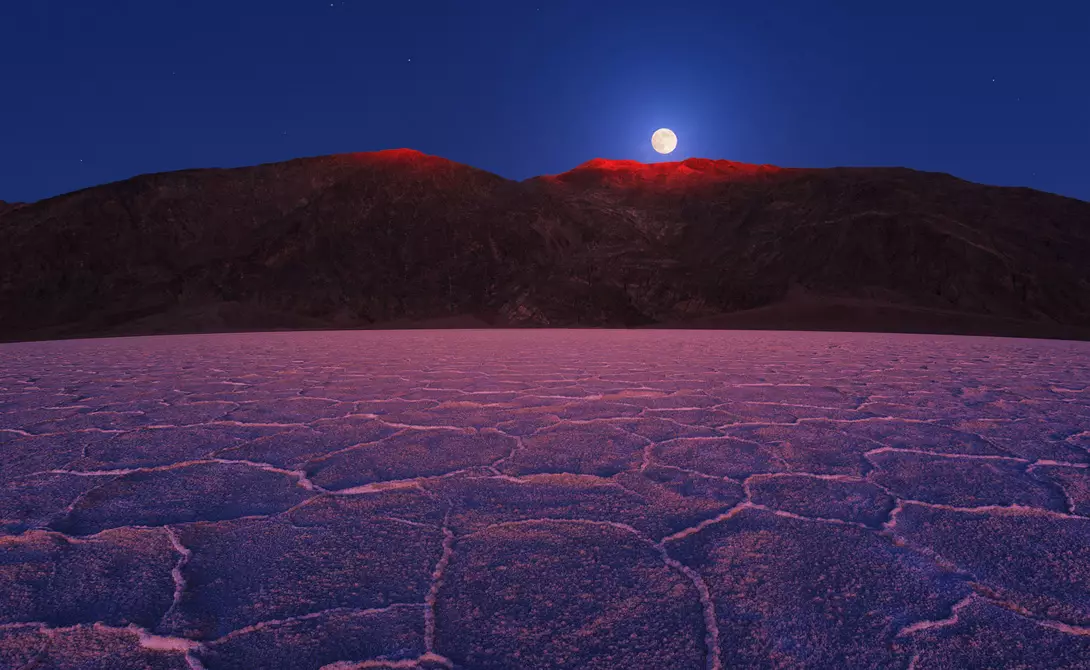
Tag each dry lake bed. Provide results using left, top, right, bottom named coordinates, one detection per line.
left=1, top=329, right=1089, bottom=669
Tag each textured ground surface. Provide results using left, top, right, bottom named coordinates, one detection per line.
left=1, top=329, right=1089, bottom=670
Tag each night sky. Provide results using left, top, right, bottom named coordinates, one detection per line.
left=2, top=1, right=1088, bottom=203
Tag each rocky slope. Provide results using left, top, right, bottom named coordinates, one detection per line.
left=0, top=201, right=24, bottom=218
left=1, top=150, right=1088, bottom=341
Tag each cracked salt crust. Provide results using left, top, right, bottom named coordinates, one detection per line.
left=1, top=330, right=1089, bottom=668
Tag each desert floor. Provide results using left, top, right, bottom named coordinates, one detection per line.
left=2, top=330, right=1088, bottom=669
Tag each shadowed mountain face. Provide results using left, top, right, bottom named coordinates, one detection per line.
left=0, top=201, right=24, bottom=218
left=1, top=150, right=1088, bottom=341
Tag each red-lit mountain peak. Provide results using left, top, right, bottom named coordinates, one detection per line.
left=353, top=148, right=450, bottom=168
left=327, top=148, right=501, bottom=183
left=368, top=148, right=432, bottom=161
left=542, top=157, right=787, bottom=190
left=328, top=148, right=467, bottom=173
left=575, top=158, right=648, bottom=171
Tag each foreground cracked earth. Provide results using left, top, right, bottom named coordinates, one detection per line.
left=1, top=330, right=1089, bottom=669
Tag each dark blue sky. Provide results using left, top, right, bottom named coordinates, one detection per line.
left=2, top=1, right=1088, bottom=203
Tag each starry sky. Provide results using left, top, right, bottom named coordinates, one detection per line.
left=2, top=0, right=1088, bottom=203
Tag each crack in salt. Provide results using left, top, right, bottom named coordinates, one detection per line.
left=292, top=435, right=404, bottom=467
left=1029, top=459, right=1089, bottom=469
left=352, top=415, right=478, bottom=433
left=38, top=457, right=325, bottom=493
left=749, top=503, right=874, bottom=530
left=661, top=503, right=753, bottom=544
left=462, top=517, right=645, bottom=538
left=17, top=622, right=206, bottom=669
left=204, top=420, right=307, bottom=429
left=478, top=472, right=532, bottom=484
left=882, top=501, right=906, bottom=532
left=655, top=545, right=722, bottom=670
left=896, top=500, right=1089, bottom=521
left=210, top=604, right=423, bottom=644
left=1039, top=621, right=1090, bottom=636
left=320, top=652, right=454, bottom=669
left=488, top=434, right=524, bottom=471
left=640, top=440, right=654, bottom=472
left=749, top=471, right=865, bottom=483
left=328, top=479, right=428, bottom=496
left=42, top=468, right=141, bottom=477
left=2, top=427, right=127, bottom=438
left=205, top=458, right=326, bottom=492
left=423, top=512, right=454, bottom=656
left=134, top=627, right=209, bottom=670
left=159, top=526, right=192, bottom=627
left=864, top=446, right=1028, bottom=462
left=378, top=516, right=437, bottom=528
left=969, top=583, right=1090, bottom=633
left=897, top=594, right=975, bottom=636
left=1027, top=467, right=1082, bottom=516
left=329, top=463, right=521, bottom=496
left=52, top=477, right=116, bottom=524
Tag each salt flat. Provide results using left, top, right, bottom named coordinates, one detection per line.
left=1, top=330, right=1088, bottom=669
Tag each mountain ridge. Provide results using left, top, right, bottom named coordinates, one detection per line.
left=1, top=150, right=1088, bottom=342
left=10, top=151, right=1084, bottom=207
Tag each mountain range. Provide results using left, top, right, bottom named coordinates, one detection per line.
left=1, top=149, right=1088, bottom=342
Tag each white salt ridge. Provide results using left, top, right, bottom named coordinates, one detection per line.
left=41, top=456, right=324, bottom=493
left=211, top=604, right=422, bottom=643
left=897, top=594, right=976, bottom=636
left=161, top=527, right=192, bottom=625
left=864, top=446, right=1028, bottom=462
left=423, top=516, right=455, bottom=654
left=320, top=652, right=453, bottom=669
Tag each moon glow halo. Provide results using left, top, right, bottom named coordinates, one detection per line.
left=651, top=128, right=678, bottom=155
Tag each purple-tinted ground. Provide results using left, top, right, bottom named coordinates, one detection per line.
left=1, top=330, right=1089, bottom=670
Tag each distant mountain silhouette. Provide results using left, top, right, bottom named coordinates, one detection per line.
left=2, top=150, right=1088, bottom=341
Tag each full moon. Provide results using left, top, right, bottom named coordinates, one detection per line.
left=651, top=128, right=678, bottom=154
